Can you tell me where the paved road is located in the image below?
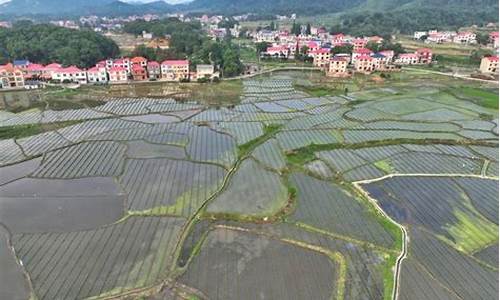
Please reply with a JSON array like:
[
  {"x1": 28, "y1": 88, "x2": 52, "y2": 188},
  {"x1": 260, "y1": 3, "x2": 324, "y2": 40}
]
[{"x1": 403, "y1": 67, "x2": 499, "y2": 83}]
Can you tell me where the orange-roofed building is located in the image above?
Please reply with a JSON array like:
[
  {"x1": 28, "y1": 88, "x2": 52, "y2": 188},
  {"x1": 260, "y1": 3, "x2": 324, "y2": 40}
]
[
  {"x1": 131, "y1": 56, "x2": 148, "y2": 68},
  {"x1": 0, "y1": 63, "x2": 25, "y2": 88},
  {"x1": 480, "y1": 56, "x2": 499, "y2": 74}
]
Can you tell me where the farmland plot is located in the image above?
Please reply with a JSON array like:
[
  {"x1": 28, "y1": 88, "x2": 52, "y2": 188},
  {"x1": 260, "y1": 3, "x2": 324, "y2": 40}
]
[
  {"x1": 186, "y1": 125, "x2": 237, "y2": 167},
  {"x1": 0, "y1": 157, "x2": 41, "y2": 185},
  {"x1": 289, "y1": 173, "x2": 396, "y2": 248},
  {"x1": 179, "y1": 228, "x2": 338, "y2": 300},
  {"x1": 0, "y1": 177, "x2": 125, "y2": 233},
  {"x1": 119, "y1": 158, "x2": 226, "y2": 216},
  {"x1": 362, "y1": 176, "x2": 498, "y2": 253},
  {"x1": 251, "y1": 138, "x2": 286, "y2": 171},
  {"x1": 218, "y1": 221, "x2": 392, "y2": 299},
  {"x1": 0, "y1": 225, "x2": 31, "y2": 300},
  {"x1": 11, "y1": 216, "x2": 185, "y2": 300},
  {"x1": 32, "y1": 141, "x2": 127, "y2": 178},
  {"x1": 206, "y1": 158, "x2": 288, "y2": 217}
]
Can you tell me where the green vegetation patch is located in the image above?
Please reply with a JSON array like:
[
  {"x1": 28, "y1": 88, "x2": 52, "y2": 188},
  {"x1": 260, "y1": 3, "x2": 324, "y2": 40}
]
[
  {"x1": 445, "y1": 208, "x2": 498, "y2": 253},
  {"x1": 453, "y1": 86, "x2": 499, "y2": 110},
  {"x1": 374, "y1": 159, "x2": 394, "y2": 174},
  {"x1": 237, "y1": 124, "x2": 281, "y2": 158},
  {"x1": 0, "y1": 120, "x2": 82, "y2": 140}
]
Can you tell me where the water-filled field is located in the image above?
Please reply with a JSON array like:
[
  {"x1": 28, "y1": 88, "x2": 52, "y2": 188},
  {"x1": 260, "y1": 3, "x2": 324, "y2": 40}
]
[{"x1": 0, "y1": 74, "x2": 497, "y2": 299}]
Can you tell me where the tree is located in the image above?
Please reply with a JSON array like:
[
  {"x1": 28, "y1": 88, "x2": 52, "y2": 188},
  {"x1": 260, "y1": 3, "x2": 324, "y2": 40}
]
[
  {"x1": 476, "y1": 33, "x2": 490, "y2": 45},
  {"x1": 470, "y1": 49, "x2": 494, "y2": 64},
  {"x1": 0, "y1": 24, "x2": 119, "y2": 67},
  {"x1": 306, "y1": 23, "x2": 312, "y2": 35},
  {"x1": 255, "y1": 42, "x2": 270, "y2": 55},
  {"x1": 291, "y1": 22, "x2": 302, "y2": 36},
  {"x1": 331, "y1": 44, "x2": 353, "y2": 55}
]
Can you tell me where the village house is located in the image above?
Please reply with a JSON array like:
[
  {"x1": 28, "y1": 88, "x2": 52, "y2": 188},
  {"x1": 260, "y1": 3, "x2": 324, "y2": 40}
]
[
  {"x1": 264, "y1": 45, "x2": 290, "y2": 59},
  {"x1": 479, "y1": 56, "x2": 499, "y2": 74},
  {"x1": 113, "y1": 58, "x2": 131, "y2": 74},
  {"x1": 370, "y1": 53, "x2": 389, "y2": 70},
  {"x1": 453, "y1": 32, "x2": 476, "y2": 44},
  {"x1": 196, "y1": 64, "x2": 217, "y2": 79},
  {"x1": 334, "y1": 53, "x2": 351, "y2": 63},
  {"x1": 307, "y1": 41, "x2": 321, "y2": 53},
  {"x1": 414, "y1": 31, "x2": 427, "y2": 40},
  {"x1": 354, "y1": 55, "x2": 375, "y2": 74},
  {"x1": 352, "y1": 38, "x2": 368, "y2": 50},
  {"x1": 489, "y1": 32, "x2": 499, "y2": 49},
  {"x1": 147, "y1": 61, "x2": 161, "y2": 80},
  {"x1": 43, "y1": 63, "x2": 62, "y2": 80},
  {"x1": 108, "y1": 66, "x2": 128, "y2": 83},
  {"x1": 131, "y1": 65, "x2": 148, "y2": 81},
  {"x1": 379, "y1": 50, "x2": 395, "y2": 62},
  {"x1": 25, "y1": 64, "x2": 46, "y2": 79},
  {"x1": 254, "y1": 30, "x2": 277, "y2": 43},
  {"x1": 352, "y1": 48, "x2": 373, "y2": 63},
  {"x1": 327, "y1": 56, "x2": 349, "y2": 77},
  {"x1": 161, "y1": 60, "x2": 189, "y2": 81},
  {"x1": 310, "y1": 48, "x2": 331, "y2": 68},
  {"x1": 131, "y1": 56, "x2": 148, "y2": 68},
  {"x1": 416, "y1": 48, "x2": 433, "y2": 64},
  {"x1": 396, "y1": 53, "x2": 419, "y2": 65},
  {"x1": 331, "y1": 33, "x2": 346, "y2": 46},
  {"x1": 52, "y1": 66, "x2": 88, "y2": 84},
  {"x1": 87, "y1": 66, "x2": 108, "y2": 83},
  {"x1": 0, "y1": 63, "x2": 25, "y2": 89}
]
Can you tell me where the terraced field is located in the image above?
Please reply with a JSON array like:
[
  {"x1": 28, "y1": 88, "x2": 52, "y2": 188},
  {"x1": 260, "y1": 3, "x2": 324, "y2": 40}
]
[{"x1": 0, "y1": 75, "x2": 497, "y2": 300}]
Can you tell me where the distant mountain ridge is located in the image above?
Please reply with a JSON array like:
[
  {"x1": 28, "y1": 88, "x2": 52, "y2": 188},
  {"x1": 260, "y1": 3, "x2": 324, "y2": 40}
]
[{"x1": 0, "y1": 0, "x2": 498, "y2": 29}]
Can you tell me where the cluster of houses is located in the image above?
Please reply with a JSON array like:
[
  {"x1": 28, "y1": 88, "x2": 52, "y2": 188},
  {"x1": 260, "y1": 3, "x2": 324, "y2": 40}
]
[
  {"x1": 257, "y1": 30, "x2": 433, "y2": 77},
  {"x1": 414, "y1": 30, "x2": 499, "y2": 48},
  {"x1": 316, "y1": 47, "x2": 433, "y2": 77},
  {"x1": 0, "y1": 58, "x2": 219, "y2": 90}
]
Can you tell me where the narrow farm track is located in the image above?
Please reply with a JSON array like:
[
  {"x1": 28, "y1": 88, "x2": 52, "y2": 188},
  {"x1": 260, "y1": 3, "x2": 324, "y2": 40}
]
[{"x1": 353, "y1": 172, "x2": 498, "y2": 300}]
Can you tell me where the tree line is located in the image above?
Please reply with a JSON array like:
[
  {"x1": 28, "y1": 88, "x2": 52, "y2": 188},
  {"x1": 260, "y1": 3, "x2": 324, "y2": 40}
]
[{"x1": 0, "y1": 21, "x2": 119, "y2": 67}]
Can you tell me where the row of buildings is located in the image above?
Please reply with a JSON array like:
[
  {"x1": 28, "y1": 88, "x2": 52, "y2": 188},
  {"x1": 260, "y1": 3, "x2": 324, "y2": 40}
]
[
  {"x1": 257, "y1": 30, "x2": 385, "y2": 60},
  {"x1": 310, "y1": 47, "x2": 433, "y2": 77},
  {"x1": 414, "y1": 30, "x2": 499, "y2": 48},
  {"x1": 0, "y1": 57, "x2": 219, "y2": 90}
]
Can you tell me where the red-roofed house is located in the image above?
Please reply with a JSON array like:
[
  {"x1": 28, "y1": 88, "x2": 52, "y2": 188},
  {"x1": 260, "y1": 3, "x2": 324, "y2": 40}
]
[
  {"x1": 480, "y1": 56, "x2": 499, "y2": 74},
  {"x1": 331, "y1": 33, "x2": 346, "y2": 46},
  {"x1": 310, "y1": 48, "x2": 331, "y2": 68},
  {"x1": 52, "y1": 66, "x2": 87, "y2": 84},
  {"x1": 131, "y1": 64, "x2": 147, "y2": 81},
  {"x1": 327, "y1": 56, "x2": 349, "y2": 77},
  {"x1": 87, "y1": 66, "x2": 108, "y2": 83},
  {"x1": 109, "y1": 67, "x2": 128, "y2": 83},
  {"x1": 147, "y1": 61, "x2": 161, "y2": 80},
  {"x1": 265, "y1": 45, "x2": 290, "y2": 58},
  {"x1": 42, "y1": 63, "x2": 62, "y2": 79},
  {"x1": 0, "y1": 63, "x2": 25, "y2": 89},
  {"x1": 379, "y1": 50, "x2": 395, "y2": 61},
  {"x1": 307, "y1": 41, "x2": 320, "y2": 52},
  {"x1": 161, "y1": 60, "x2": 189, "y2": 81},
  {"x1": 354, "y1": 55, "x2": 375, "y2": 74},
  {"x1": 25, "y1": 64, "x2": 45, "y2": 79},
  {"x1": 396, "y1": 53, "x2": 419, "y2": 65},
  {"x1": 131, "y1": 56, "x2": 148, "y2": 68},
  {"x1": 352, "y1": 48, "x2": 373, "y2": 63},
  {"x1": 416, "y1": 48, "x2": 433, "y2": 64},
  {"x1": 113, "y1": 58, "x2": 131, "y2": 73}
]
